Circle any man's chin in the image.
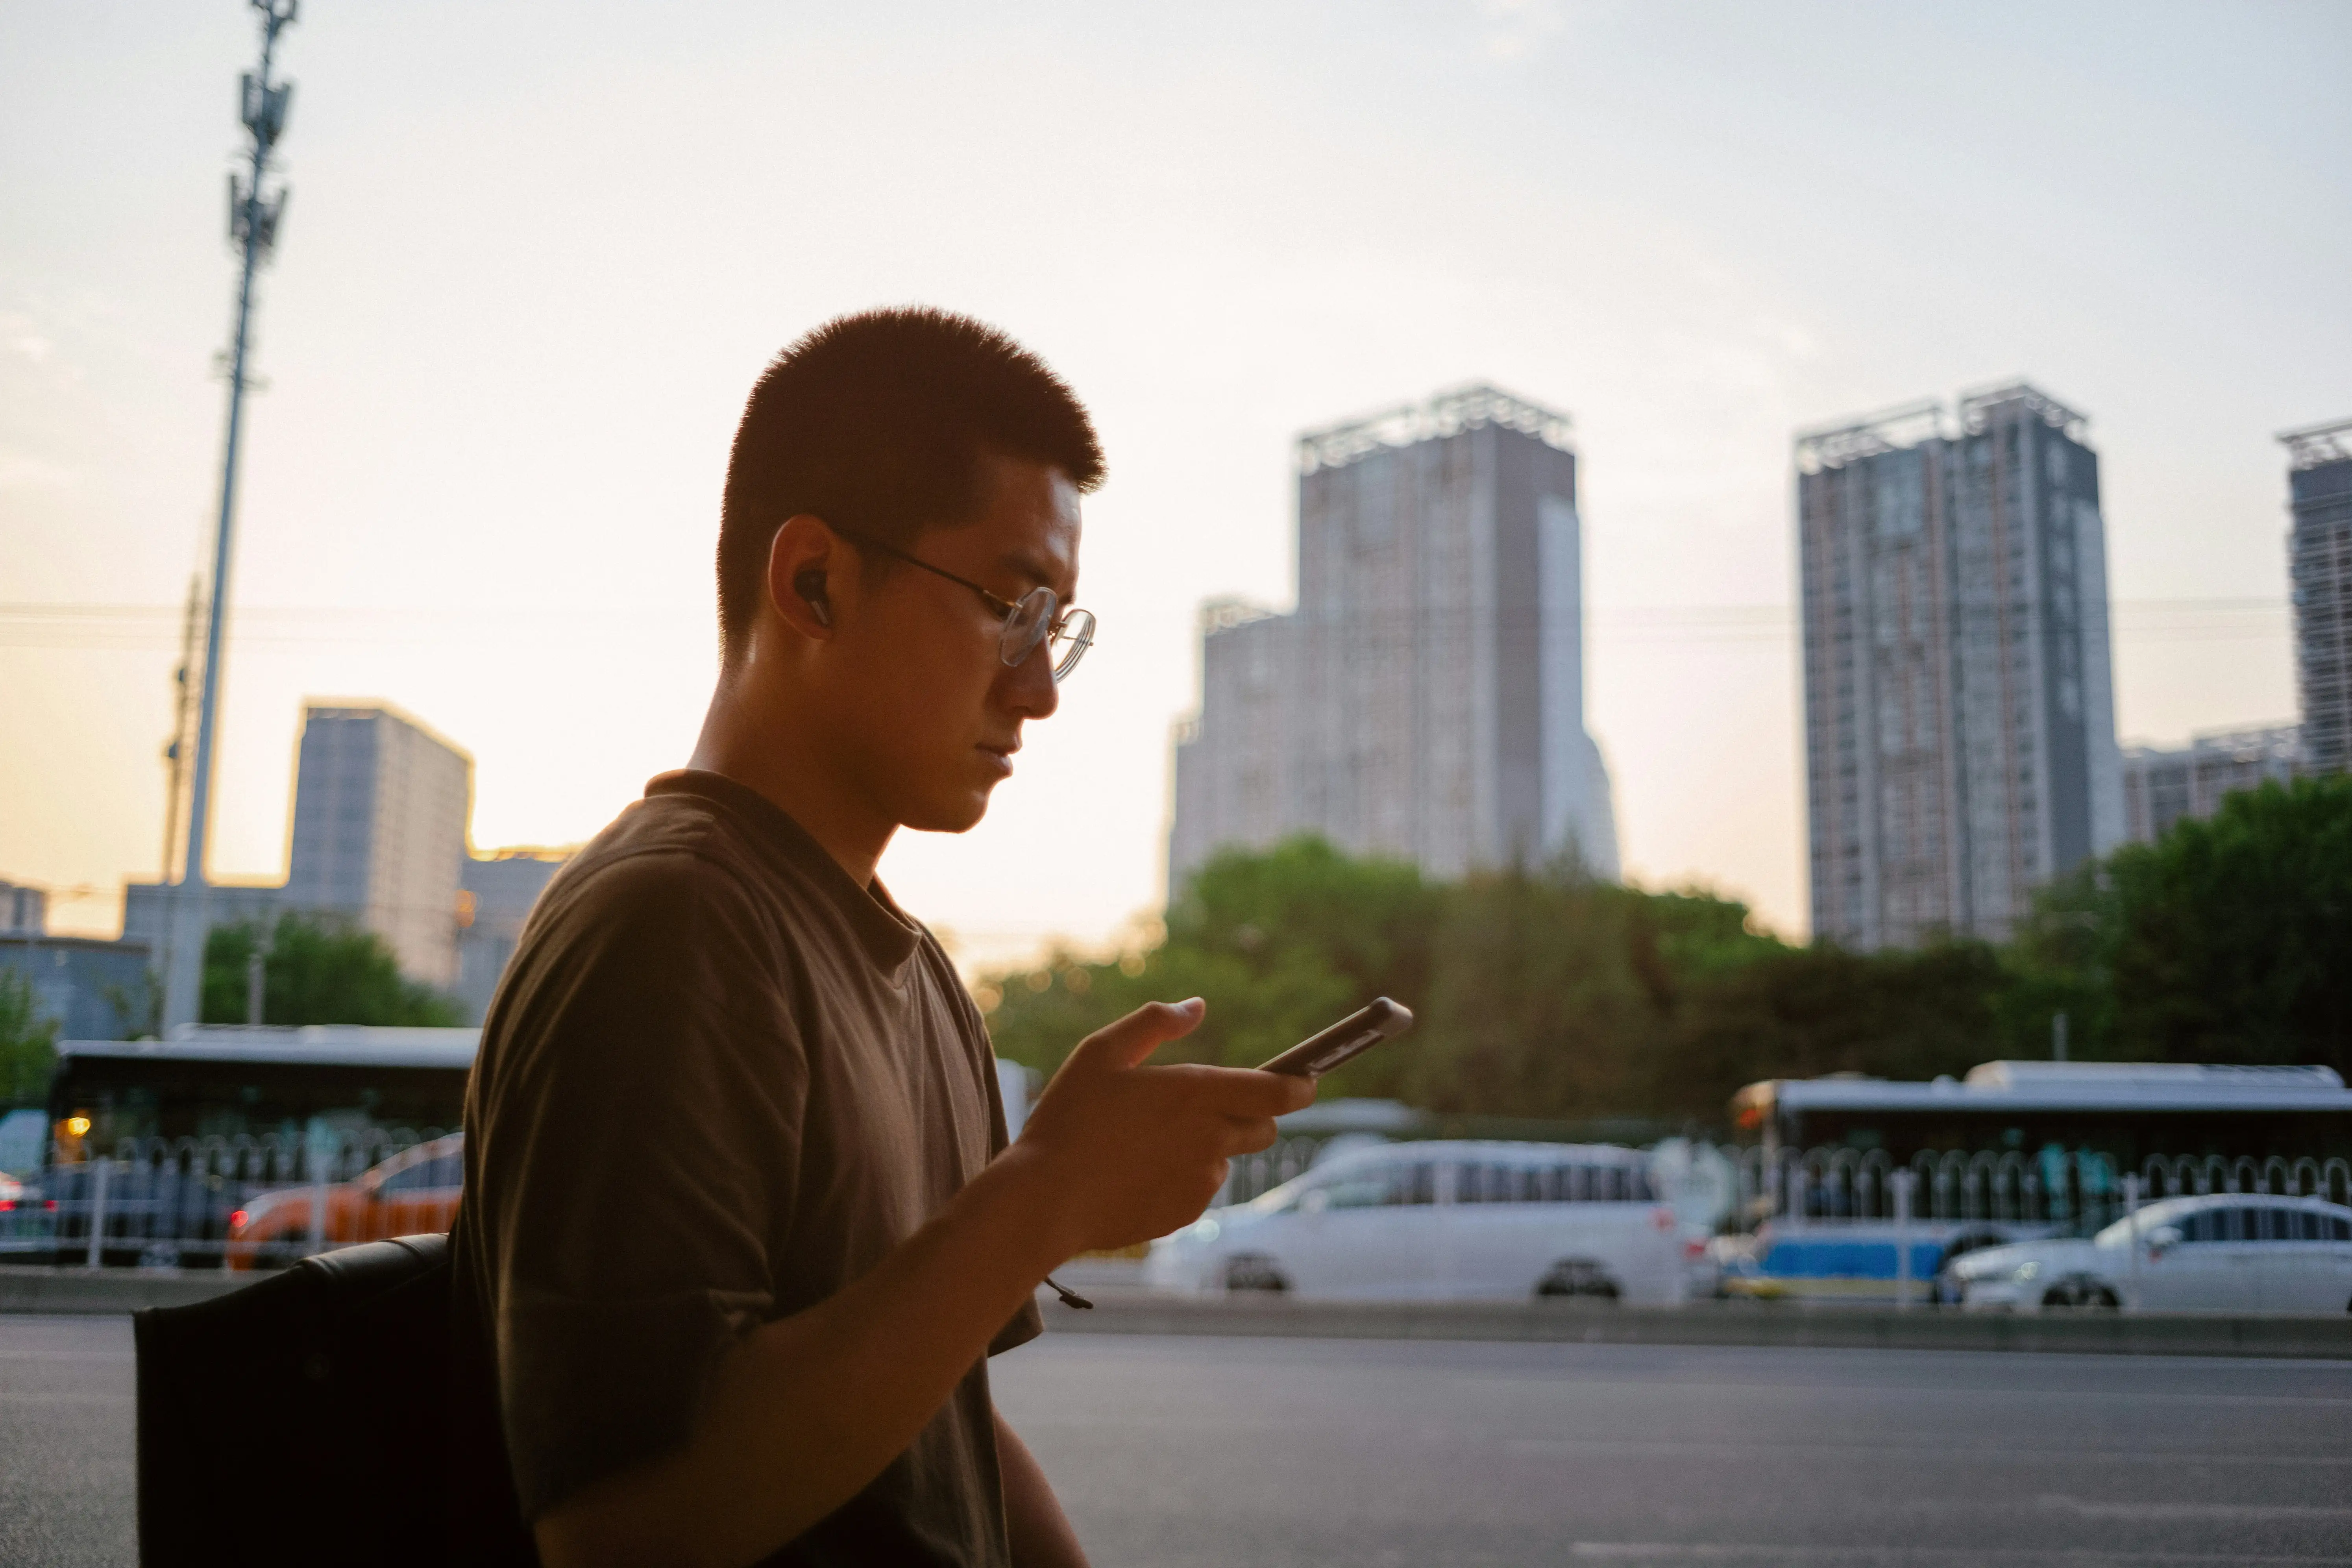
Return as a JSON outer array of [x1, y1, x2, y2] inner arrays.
[[900, 783, 998, 836]]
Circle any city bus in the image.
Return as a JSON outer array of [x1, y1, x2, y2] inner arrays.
[[1732, 1060, 2352, 1167], [1717, 1060, 2352, 1303], [9, 1025, 478, 1267]]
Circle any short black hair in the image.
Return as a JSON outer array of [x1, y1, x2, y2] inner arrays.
[[716, 307, 1105, 665]]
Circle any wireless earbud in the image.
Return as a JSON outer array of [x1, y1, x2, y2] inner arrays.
[[793, 568, 832, 627]]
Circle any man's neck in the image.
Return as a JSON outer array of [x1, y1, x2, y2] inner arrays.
[[688, 672, 895, 890]]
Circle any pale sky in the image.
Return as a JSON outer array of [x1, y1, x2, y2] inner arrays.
[[4, 1, 2347, 969]]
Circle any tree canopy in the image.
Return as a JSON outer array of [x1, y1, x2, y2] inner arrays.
[[202, 914, 462, 1028], [982, 774, 2352, 1129], [0, 967, 58, 1108]]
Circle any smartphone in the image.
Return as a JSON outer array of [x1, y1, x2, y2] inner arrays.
[[1257, 997, 1414, 1078]]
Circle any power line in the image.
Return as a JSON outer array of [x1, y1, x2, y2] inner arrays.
[[0, 597, 2292, 649]]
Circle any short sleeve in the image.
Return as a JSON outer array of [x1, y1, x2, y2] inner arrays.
[[469, 851, 806, 1521]]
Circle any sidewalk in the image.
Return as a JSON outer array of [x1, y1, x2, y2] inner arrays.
[[11, 1263, 2345, 1359]]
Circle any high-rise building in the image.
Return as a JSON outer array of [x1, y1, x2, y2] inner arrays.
[[281, 704, 472, 986], [2121, 723, 2300, 845], [1797, 383, 2125, 950], [1169, 384, 1617, 892], [2281, 418, 2352, 776]]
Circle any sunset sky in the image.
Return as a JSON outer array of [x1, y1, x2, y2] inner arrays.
[[4, 1, 2347, 973]]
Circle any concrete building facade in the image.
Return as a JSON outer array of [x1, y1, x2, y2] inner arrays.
[[1170, 385, 1617, 893], [281, 705, 472, 986], [0, 880, 46, 936], [1798, 383, 2125, 950], [2121, 724, 2301, 845], [122, 703, 473, 991], [2282, 418, 2352, 776]]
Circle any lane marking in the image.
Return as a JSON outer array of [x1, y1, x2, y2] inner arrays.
[[1507, 1437, 2352, 1467], [2040, 1494, 2352, 1522], [1570, 1546, 2352, 1565]]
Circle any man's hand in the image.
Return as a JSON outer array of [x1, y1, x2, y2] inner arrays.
[[1013, 999, 1316, 1257], [536, 998, 1303, 1568]]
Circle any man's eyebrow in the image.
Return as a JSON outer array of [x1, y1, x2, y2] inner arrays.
[[998, 550, 1072, 596]]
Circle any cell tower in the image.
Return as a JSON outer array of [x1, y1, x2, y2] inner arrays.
[[161, 0, 299, 1031]]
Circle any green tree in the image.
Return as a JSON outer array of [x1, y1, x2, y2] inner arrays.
[[1660, 940, 2007, 1123], [0, 966, 59, 1107], [2095, 775, 2352, 1069], [982, 837, 1437, 1095], [203, 914, 462, 1027]]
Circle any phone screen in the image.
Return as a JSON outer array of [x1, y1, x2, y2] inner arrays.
[[1257, 997, 1414, 1078]]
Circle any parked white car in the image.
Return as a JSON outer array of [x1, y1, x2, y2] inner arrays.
[[1953, 1194, 2352, 1314], [1144, 1140, 1700, 1304]]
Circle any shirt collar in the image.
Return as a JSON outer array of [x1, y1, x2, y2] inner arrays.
[[643, 769, 924, 974]]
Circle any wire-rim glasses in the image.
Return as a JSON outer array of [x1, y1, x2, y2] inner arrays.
[[833, 527, 1096, 682]]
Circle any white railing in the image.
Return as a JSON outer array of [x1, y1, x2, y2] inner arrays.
[[1, 1128, 452, 1270]]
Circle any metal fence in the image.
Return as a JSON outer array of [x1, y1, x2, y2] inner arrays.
[[0, 1127, 454, 1270]]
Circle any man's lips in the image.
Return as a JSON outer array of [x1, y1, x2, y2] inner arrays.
[[977, 741, 1020, 776]]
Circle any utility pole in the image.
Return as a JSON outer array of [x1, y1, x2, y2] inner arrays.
[[163, 0, 298, 1032], [158, 573, 202, 881]]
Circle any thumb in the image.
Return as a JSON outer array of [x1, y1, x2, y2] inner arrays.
[[1069, 998, 1207, 1074]]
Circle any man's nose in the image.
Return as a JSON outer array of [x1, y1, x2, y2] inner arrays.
[[998, 638, 1061, 720]]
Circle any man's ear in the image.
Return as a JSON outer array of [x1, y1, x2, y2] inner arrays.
[[764, 514, 844, 644]]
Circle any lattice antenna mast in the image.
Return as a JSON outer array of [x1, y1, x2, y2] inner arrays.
[[163, 0, 298, 1031]]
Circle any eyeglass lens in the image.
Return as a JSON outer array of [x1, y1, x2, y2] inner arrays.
[[997, 589, 1094, 682]]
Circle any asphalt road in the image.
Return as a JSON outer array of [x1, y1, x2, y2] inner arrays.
[[5, 1316, 2351, 1567]]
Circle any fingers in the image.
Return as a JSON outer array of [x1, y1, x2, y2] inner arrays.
[[1066, 998, 1207, 1074], [1157, 1062, 1318, 1119], [1222, 1114, 1286, 1158]]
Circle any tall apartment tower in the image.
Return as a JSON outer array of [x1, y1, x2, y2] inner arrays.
[[282, 704, 472, 985], [1169, 385, 1618, 893], [2281, 418, 2352, 775], [1798, 383, 2124, 950]]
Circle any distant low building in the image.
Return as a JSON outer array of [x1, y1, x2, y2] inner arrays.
[[1, 880, 47, 936], [2121, 723, 2301, 845], [122, 701, 473, 993], [121, 880, 281, 950], [0, 936, 153, 1043], [454, 849, 571, 1024]]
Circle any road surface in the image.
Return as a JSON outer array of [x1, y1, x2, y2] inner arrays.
[[4, 1315, 2349, 1566]]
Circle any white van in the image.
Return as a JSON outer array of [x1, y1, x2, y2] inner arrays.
[[1143, 1139, 1696, 1304]]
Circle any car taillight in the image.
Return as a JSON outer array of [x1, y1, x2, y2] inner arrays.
[[1685, 1239, 1707, 1259], [229, 1209, 249, 1230], [43, 1199, 57, 1210], [0, 1199, 13, 1211], [1651, 1207, 1675, 1231]]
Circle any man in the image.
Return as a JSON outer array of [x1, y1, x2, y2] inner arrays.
[[450, 307, 1314, 1568]]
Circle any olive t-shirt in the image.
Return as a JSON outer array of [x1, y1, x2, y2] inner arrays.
[[450, 769, 1041, 1565]]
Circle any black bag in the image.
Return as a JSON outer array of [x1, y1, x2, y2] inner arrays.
[[133, 1232, 534, 1566]]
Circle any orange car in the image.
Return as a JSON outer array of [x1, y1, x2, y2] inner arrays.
[[225, 1133, 463, 1269]]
